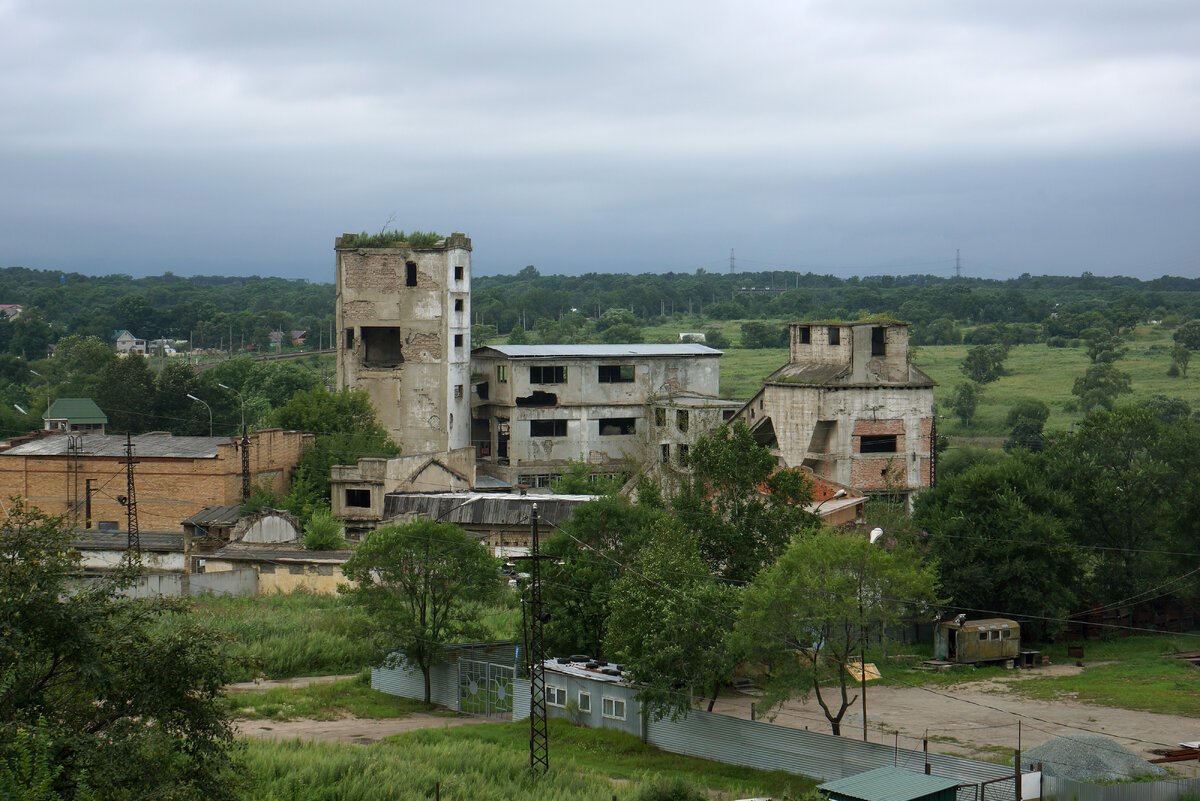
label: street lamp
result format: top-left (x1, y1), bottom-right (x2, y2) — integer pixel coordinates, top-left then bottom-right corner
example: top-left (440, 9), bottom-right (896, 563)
top-left (860, 526), bottom-right (884, 742)
top-left (217, 383), bottom-right (244, 431)
top-left (186, 393), bottom-right (213, 437)
top-left (813, 488), bottom-right (848, 521)
top-left (29, 369), bottom-right (49, 411)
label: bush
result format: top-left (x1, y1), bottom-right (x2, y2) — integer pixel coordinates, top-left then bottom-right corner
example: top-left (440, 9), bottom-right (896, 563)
top-left (304, 510), bottom-right (346, 550)
top-left (634, 777), bottom-right (705, 801)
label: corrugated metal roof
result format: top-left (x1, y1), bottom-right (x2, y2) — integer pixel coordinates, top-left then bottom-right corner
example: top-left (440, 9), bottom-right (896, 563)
top-left (382, 492), bottom-right (596, 527)
top-left (182, 505), bottom-right (242, 526)
top-left (43, 398), bottom-right (107, 424)
top-left (473, 344), bottom-right (722, 359)
top-left (72, 531), bottom-right (185, 552)
top-left (206, 544), bottom-right (353, 563)
top-left (2, 433), bottom-right (227, 458)
top-left (819, 768), bottom-right (963, 801)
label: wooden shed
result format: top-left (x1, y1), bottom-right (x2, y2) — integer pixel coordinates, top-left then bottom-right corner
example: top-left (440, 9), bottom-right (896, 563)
top-left (934, 618), bottom-right (1020, 665)
top-left (819, 767), bottom-right (960, 801)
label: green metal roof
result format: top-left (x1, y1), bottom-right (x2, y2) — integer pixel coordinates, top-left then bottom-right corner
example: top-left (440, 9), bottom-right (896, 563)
top-left (43, 398), bottom-right (107, 424)
top-left (819, 768), bottom-right (961, 801)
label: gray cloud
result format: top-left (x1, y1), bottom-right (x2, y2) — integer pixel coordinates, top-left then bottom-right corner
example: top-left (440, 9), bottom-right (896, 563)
top-left (0, 0), bottom-right (1197, 281)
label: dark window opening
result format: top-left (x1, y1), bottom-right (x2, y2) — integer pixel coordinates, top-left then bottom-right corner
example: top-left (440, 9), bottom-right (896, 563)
top-left (871, 326), bottom-right (886, 356)
top-left (530, 419), bottom-right (567, 437)
top-left (405, 261), bottom-right (418, 287)
top-left (678, 444), bottom-right (689, 462)
top-left (475, 382), bottom-right (489, 400)
top-left (599, 417), bottom-right (636, 436)
top-left (454, 265), bottom-right (464, 281)
top-left (516, 390), bottom-right (558, 407)
top-left (598, 364), bottom-right (635, 383)
top-left (828, 326), bottom-right (840, 345)
top-left (345, 489), bottom-right (371, 508)
top-left (454, 298), bottom-right (464, 312)
top-left (676, 409), bottom-right (689, 432)
top-left (454, 384), bottom-right (463, 399)
top-left (661, 444), bottom-right (670, 461)
top-left (344, 328), bottom-right (355, 349)
top-left (799, 325), bottom-right (811, 344)
top-left (361, 326), bottom-right (404, 367)
top-left (654, 407), bottom-right (666, 427)
top-left (454, 334), bottom-right (464, 348)
top-left (529, 365), bottom-right (566, 384)
top-left (497, 365), bottom-right (508, 383)
top-left (860, 434), bottom-right (898, 453)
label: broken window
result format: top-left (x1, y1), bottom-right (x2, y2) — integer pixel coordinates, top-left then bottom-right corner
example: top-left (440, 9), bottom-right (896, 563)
top-left (828, 326), bottom-right (841, 345)
top-left (860, 434), bottom-right (898, 453)
top-left (529, 365), bottom-right (566, 384)
top-left (676, 409), bottom-right (689, 433)
top-left (345, 489), bottom-right (371, 508)
top-left (599, 417), bottom-right (636, 436)
top-left (475, 382), bottom-right (489, 400)
top-left (454, 384), bottom-right (463, 399)
top-left (661, 444), bottom-right (670, 461)
top-left (360, 326), bottom-right (404, 367)
top-left (678, 444), bottom-right (689, 462)
top-left (598, 364), bottom-right (634, 383)
top-left (530, 419), bottom-right (567, 437)
top-left (344, 328), bottom-right (355, 349)
top-left (798, 325), bottom-right (811, 344)
top-left (406, 261), bottom-right (418, 287)
top-left (497, 364), bottom-right (508, 383)
top-left (871, 326), bottom-right (886, 356)
top-left (654, 407), bottom-right (666, 427)
top-left (454, 298), bottom-right (464, 312)
top-left (516, 390), bottom-right (558, 407)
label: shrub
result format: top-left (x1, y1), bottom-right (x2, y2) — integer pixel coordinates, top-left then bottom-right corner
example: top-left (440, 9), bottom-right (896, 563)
top-left (304, 510), bottom-right (346, 550)
top-left (634, 777), bottom-right (705, 801)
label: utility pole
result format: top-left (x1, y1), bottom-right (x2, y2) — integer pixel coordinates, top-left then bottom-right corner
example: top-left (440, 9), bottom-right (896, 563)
top-left (240, 425), bottom-right (251, 503)
top-left (730, 248), bottom-right (735, 274)
top-left (515, 504), bottom-right (551, 776)
top-left (955, 249), bottom-right (962, 279)
top-left (122, 433), bottom-right (140, 556)
top-left (85, 478), bottom-right (95, 529)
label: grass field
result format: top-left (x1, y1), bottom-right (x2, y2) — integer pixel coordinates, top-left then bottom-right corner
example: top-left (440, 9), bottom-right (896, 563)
top-left (225, 671), bottom-right (434, 721)
top-left (240, 719), bottom-right (819, 801)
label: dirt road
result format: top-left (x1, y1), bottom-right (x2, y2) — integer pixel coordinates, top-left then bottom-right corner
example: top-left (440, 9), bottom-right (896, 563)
top-left (709, 664), bottom-right (1200, 776)
top-left (235, 713), bottom-right (493, 744)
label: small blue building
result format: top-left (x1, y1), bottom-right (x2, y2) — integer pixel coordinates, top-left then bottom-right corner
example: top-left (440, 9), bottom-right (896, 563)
top-left (541, 658), bottom-right (643, 738)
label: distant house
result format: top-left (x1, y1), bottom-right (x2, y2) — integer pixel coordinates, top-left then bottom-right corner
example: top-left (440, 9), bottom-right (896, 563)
top-left (289, 329), bottom-right (308, 345)
top-left (113, 330), bottom-right (147, 355)
top-left (43, 398), bottom-right (108, 434)
top-left (0, 304), bottom-right (21, 320)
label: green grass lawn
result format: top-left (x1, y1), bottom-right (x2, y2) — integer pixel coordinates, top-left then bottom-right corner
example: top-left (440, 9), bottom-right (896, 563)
top-left (225, 671), bottom-right (434, 721)
top-left (238, 719), bottom-right (818, 801)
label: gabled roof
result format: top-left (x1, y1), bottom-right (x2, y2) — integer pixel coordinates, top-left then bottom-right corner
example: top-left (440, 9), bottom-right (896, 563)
top-left (473, 344), bottom-right (722, 359)
top-left (43, 398), bottom-right (107, 424)
top-left (818, 768), bottom-right (961, 801)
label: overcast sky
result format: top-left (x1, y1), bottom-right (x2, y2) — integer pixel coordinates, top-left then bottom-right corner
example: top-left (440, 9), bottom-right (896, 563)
top-left (1, 0), bottom-right (1197, 282)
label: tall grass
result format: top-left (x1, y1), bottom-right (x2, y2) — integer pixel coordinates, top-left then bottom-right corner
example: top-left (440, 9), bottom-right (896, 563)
top-left (240, 719), bottom-right (818, 800)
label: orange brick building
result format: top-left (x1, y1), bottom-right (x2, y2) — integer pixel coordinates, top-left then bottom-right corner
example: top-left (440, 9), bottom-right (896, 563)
top-left (0, 429), bottom-right (312, 531)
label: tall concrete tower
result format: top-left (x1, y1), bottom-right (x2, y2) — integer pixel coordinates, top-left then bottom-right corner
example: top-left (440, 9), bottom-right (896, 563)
top-left (335, 232), bottom-right (471, 455)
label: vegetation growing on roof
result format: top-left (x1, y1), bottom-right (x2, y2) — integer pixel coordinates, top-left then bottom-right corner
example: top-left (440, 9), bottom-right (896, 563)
top-left (339, 230), bottom-right (443, 248)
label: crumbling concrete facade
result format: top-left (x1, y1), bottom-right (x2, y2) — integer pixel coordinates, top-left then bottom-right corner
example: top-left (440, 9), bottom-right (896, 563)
top-left (735, 321), bottom-right (935, 502)
top-left (469, 344), bottom-right (737, 487)
top-left (335, 233), bottom-right (472, 454)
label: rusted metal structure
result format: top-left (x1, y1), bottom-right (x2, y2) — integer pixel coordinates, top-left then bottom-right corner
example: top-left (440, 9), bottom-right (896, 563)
top-left (934, 618), bottom-right (1020, 665)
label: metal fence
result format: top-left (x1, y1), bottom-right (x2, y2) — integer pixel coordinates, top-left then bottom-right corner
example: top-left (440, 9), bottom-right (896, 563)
top-left (459, 659), bottom-right (515, 719)
top-left (1043, 776), bottom-right (1200, 801)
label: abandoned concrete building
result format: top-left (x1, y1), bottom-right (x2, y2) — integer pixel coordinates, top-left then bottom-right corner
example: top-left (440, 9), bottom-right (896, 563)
top-left (469, 344), bottom-right (738, 487)
top-left (335, 232), bottom-right (472, 457)
top-left (735, 321), bottom-right (935, 502)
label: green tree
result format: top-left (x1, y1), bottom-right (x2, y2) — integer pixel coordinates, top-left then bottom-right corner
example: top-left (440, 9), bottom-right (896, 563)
top-left (1172, 319), bottom-right (1200, 350)
top-left (1170, 343), bottom-right (1190, 378)
top-left (94, 355), bottom-right (156, 433)
top-left (339, 520), bottom-right (501, 703)
top-left (959, 344), bottom-right (1009, 384)
top-left (1071, 363), bottom-right (1132, 412)
top-left (914, 456), bottom-right (1079, 639)
top-left (1082, 327), bottom-right (1127, 364)
top-left (1004, 399), bottom-right (1050, 452)
top-left (701, 327), bottom-right (730, 349)
top-left (737, 528), bottom-right (938, 735)
top-left (671, 421), bottom-right (817, 582)
top-left (540, 495), bottom-right (663, 658)
top-left (739, 322), bottom-right (787, 349)
top-left (0, 501), bottom-right (239, 800)
top-left (303, 509), bottom-right (346, 550)
top-left (947, 381), bottom-right (982, 427)
top-left (550, 460), bottom-right (623, 495)
top-left (605, 520), bottom-right (741, 720)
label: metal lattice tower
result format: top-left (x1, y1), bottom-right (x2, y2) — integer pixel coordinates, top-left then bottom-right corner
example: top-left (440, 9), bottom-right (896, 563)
top-left (123, 433), bottom-right (140, 555)
top-left (526, 504), bottom-right (549, 775)
top-left (240, 426), bottom-right (251, 502)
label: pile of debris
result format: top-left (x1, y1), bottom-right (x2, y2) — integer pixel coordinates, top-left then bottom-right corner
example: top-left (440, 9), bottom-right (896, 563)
top-left (1024, 734), bottom-right (1168, 782)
